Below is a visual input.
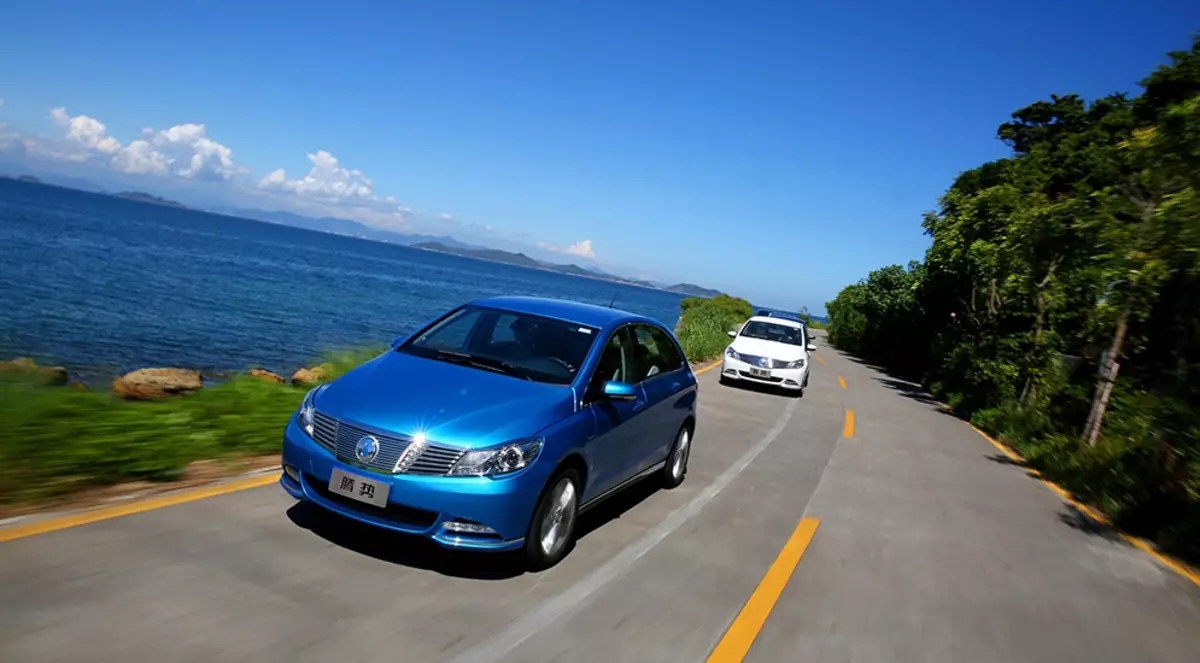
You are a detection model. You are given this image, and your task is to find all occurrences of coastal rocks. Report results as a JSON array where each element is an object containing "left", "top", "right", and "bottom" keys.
[
  {"left": 0, "top": 357, "right": 69, "bottom": 386},
  {"left": 112, "top": 368, "right": 203, "bottom": 400},
  {"left": 291, "top": 366, "right": 330, "bottom": 385},
  {"left": 248, "top": 368, "right": 285, "bottom": 383}
]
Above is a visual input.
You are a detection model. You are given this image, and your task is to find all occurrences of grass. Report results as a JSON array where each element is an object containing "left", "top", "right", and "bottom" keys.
[{"left": 0, "top": 346, "right": 384, "bottom": 506}]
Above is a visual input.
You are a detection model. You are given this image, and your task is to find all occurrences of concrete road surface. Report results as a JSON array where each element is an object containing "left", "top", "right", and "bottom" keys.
[{"left": 2, "top": 343, "right": 1198, "bottom": 662}]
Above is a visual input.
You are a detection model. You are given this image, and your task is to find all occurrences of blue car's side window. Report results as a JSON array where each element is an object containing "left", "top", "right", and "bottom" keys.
[{"left": 629, "top": 325, "right": 685, "bottom": 385}]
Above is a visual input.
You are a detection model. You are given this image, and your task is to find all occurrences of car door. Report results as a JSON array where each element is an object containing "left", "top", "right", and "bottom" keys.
[
  {"left": 582, "top": 326, "right": 649, "bottom": 500},
  {"left": 629, "top": 324, "right": 691, "bottom": 472}
]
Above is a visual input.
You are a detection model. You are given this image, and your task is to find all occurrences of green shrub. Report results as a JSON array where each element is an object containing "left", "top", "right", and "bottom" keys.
[{"left": 675, "top": 294, "right": 752, "bottom": 363}]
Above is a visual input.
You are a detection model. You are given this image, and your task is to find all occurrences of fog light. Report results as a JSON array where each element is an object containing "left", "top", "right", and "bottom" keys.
[
  {"left": 442, "top": 520, "right": 497, "bottom": 535},
  {"left": 283, "top": 465, "right": 300, "bottom": 483}
]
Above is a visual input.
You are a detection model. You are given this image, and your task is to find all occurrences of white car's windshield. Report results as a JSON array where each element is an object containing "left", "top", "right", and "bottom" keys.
[{"left": 740, "top": 321, "right": 805, "bottom": 346}]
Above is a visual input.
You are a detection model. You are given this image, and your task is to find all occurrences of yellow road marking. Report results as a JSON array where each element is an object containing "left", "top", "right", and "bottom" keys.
[
  {"left": 837, "top": 375, "right": 847, "bottom": 390},
  {"left": 0, "top": 474, "right": 278, "bottom": 543},
  {"left": 966, "top": 423, "right": 1200, "bottom": 588},
  {"left": 695, "top": 359, "right": 722, "bottom": 376},
  {"left": 842, "top": 410, "right": 855, "bottom": 438},
  {"left": 706, "top": 517, "right": 820, "bottom": 663},
  {"left": 813, "top": 354, "right": 827, "bottom": 366}
]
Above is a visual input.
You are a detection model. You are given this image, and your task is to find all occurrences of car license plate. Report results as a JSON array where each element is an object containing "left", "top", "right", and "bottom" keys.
[
  {"left": 328, "top": 468, "right": 389, "bottom": 508},
  {"left": 749, "top": 367, "right": 771, "bottom": 378}
]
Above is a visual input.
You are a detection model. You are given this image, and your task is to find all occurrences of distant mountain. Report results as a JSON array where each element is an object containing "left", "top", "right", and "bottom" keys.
[
  {"left": 666, "top": 283, "right": 723, "bottom": 298},
  {"left": 16, "top": 175, "right": 43, "bottom": 184},
  {"left": 115, "top": 191, "right": 187, "bottom": 208},
  {"left": 412, "top": 242, "right": 720, "bottom": 294},
  {"left": 207, "top": 206, "right": 486, "bottom": 251}
]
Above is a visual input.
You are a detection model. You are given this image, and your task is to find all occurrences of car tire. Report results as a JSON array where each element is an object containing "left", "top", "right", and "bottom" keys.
[
  {"left": 524, "top": 468, "right": 582, "bottom": 571},
  {"left": 662, "top": 424, "right": 692, "bottom": 489}
]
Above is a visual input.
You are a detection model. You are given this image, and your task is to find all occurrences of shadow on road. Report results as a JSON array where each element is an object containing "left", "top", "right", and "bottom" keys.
[
  {"left": 716, "top": 378, "right": 803, "bottom": 399},
  {"left": 285, "top": 473, "right": 665, "bottom": 577},
  {"left": 286, "top": 502, "right": 527, "bottom": 580}
]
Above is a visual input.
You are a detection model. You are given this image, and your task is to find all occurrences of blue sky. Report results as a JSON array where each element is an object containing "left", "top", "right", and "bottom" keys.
[{"left": 1, "top": 1, "right": 1198, "bottom": 313}]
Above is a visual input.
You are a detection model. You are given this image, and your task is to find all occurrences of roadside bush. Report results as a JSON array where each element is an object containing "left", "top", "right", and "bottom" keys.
[
  {"left": 0, "top": 346, "right": 383, "bottom": 507},
  {"left": 675, "top": 294, "right": 752, "bottom": 363}
]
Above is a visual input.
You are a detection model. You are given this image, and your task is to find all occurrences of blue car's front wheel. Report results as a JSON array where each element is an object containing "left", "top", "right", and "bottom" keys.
[{"left": 525, "top": 468, "right": 581, "bottom": 570}]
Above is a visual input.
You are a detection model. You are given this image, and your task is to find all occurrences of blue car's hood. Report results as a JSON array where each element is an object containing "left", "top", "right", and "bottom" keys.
[{"left": 313, "top": 350, "right": 575, "bottom": 448}]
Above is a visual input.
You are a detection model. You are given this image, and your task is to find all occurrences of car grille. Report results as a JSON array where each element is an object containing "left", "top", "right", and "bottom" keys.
[
  {"left": 734, "top": 352, "right": 786, "bottom": 369},
  {"left": 311, "top": 411, "right": 465, "bottom": 475}
]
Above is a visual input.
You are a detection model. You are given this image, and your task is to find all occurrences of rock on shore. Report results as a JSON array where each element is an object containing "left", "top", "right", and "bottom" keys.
[
  {"left": 291, "top": 366, "right": 330, "bottom": 385},
  {"left": 0, "top": 357, "right": 69, "bottom": 385},
  {"left": 112, "top": 368, "right": 203, "bottom": 400},
  {"left": 248, "top": 368, "right": 285, "bottom": 383}
]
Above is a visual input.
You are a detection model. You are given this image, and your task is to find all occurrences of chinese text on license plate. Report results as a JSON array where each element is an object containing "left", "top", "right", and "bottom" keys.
[
  {"left": 328, "top": 468, "right": 390, "bottom": 508},
  {"left": 749, "top": 367, "right": 771, "bottom": 378}
]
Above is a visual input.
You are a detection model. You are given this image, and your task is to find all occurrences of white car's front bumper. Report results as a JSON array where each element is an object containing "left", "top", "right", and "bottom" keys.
[{"left": 720, "top": 355, "right": 807, "bottom": 390}]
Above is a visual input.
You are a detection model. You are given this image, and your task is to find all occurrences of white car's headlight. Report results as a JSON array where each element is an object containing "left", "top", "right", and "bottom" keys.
[
  {"left": 784, "top": 358, "right": 806, "bottom": 369},
  {"left": 448, "top": 438, "right": 544, "bottom": 476},
  {"left": 725, "top": 346, "right": 738, "bottom": 359},
  {"left": 298, "top": 385, "right": 325, "bottom": 437}
]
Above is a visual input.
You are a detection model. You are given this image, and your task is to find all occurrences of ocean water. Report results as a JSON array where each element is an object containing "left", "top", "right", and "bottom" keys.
[{"left": 0, "top": 178, "right": 687, "bottom": 384}]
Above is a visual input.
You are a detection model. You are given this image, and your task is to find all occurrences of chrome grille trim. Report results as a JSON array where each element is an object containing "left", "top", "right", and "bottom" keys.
[
  {"left": 406, "top": 443, "right": 466, "bottom": 475},
  {"left": 310, "top": 410, "right": 464, "bottom": 475}
]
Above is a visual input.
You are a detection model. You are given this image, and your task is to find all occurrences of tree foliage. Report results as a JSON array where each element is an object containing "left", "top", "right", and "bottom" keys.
[{"left": 825, "top": 35, "right": 1200, "bottom": 560}]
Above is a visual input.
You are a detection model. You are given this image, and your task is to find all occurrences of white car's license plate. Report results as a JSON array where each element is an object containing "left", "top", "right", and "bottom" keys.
[
  {"left": 749, "top": 367, "right": 771, "bottom": 378},
  {"left": 328, "top": 468, "right": 390, "bottom": 508}
]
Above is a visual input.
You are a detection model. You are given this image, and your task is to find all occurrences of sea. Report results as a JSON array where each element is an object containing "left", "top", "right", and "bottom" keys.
[{"left": 0, "top": 178, "right": 689, "bottom": 385}]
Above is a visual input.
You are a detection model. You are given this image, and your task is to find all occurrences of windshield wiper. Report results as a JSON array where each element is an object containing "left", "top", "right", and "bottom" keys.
[{"left": 427, "top": 349, "right": 532, "bottom": 380}]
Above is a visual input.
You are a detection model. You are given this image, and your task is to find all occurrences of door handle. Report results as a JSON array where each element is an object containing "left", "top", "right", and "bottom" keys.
[
  {"left": 671, "top": 382, "right": 682, "bottom": 392},
  {"left": 633, "top": 399, "right": 646, "bottom": 412}
]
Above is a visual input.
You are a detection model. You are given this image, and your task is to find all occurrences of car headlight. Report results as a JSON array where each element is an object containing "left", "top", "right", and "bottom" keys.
[
  {"left": 448, "top": 438, "right": 544, "bottom": 476},
  {"left": 725, "top": 347, "right": 737, "bottom": 359},
  {"left": 784, "top": 358, "right": 806, "bottom": 369},
  {"left": 298, "top": 385, "right": 324, "bottom": 437}
]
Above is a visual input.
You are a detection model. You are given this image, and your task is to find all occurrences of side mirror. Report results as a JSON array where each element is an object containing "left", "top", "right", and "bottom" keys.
[
  {"left": 807, "top": 343, "right": 817, "bottom": 352},
  {"left": 727, "top": 330, "right": 737, "bottom": 338},
  {"left": 602, "top": 380, "right": 637, "bottom": 400}
]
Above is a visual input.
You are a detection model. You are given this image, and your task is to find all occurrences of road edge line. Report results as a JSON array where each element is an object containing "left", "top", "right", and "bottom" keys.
[
  {"left": 966, "top": 422, "right": 1200, "bottom": 588},
  {"left": 0, "top": 473, "right": 278, "bottom": 543},
  {"left": 705, "top": 517, "right": 820, "bottom": 662}
]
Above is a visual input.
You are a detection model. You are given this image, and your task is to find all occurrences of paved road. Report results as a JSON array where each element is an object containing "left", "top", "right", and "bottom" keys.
[{"left": 2, "top": 342, "right": 1198, "bottom": 662}]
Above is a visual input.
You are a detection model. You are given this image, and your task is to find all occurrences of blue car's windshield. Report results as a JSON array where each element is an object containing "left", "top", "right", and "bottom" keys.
[
  {"left": 400, "top": 306, "right": 599, "bottom": 385},
  {"left": 740, "top": 321, "right": 805, "bottom": 346}
]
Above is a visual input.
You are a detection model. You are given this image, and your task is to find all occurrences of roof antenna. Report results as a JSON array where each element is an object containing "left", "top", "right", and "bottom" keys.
[{"left": 608, "top": 292, "right": 618, "bottom": 309}]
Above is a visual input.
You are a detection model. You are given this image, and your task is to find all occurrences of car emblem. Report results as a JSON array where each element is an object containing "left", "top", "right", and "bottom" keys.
[
  {"left": 355, "top": 435, "right": 380, "bottom": 463},
  {"left": 759, "top": 357, "right": 771, "bottom": 368}
]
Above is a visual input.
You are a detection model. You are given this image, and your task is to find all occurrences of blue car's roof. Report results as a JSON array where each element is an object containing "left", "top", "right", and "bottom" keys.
[{"left": 469, "top": 296, "right": 656, "bottom": 329}]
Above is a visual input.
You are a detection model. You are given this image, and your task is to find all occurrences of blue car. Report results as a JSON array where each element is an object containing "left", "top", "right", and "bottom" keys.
[{"left": 280, "top": 296, "right": 698, "bottom": 568}]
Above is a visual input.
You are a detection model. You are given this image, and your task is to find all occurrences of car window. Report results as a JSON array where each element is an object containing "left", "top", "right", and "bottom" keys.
[
  {"left": 739, "top": 321, "right": 805, "bottom": 346},
  {"left": 647, "top": 326, "right": 684, "bottom": 371},
  {"left": 630, "top": 325, "right": 680, "bottom": 381},
  {"left": 402, "top": 306, "right": 599, "bottom": 385},
  {"left": 589, "top": 327, "right": 634, "bottom": 392}
]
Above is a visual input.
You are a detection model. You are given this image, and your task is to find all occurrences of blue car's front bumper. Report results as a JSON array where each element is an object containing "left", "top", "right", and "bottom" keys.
[{"left": 280, "top": 417, "right": 548, "bottom": 552}]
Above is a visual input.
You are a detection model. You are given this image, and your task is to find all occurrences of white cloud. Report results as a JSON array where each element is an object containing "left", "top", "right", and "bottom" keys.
[
  {"left": 0, "top": 97, "right": 5, "bottom": 108},
  {"left": 111, "top": 139, "right": 168, "bottom": 175},
  {"left": 438, "top": 212, "right": 453, "bottom": 221},
  {"left": 257, "top": 150, "right": 374, "bottom": 203},
  {"left": 45, "top": 107, "right": 240, "bottom": 180},
  {"left": 144, "top": 123, "right": 239, "bottom": 180},
  {"left": 539, "top": 238, "right": 597, "bottom": 260}
]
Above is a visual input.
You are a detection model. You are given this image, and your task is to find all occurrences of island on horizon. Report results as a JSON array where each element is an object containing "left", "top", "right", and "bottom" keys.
[
  {"left": 114, "top": 191, "right": 188, "bottom": 209},
  {"left": 412, "top": 241, "right": 723, "bottom": 298}
]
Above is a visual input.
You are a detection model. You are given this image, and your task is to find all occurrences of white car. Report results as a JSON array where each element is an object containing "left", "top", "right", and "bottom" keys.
[{"left": 719, "top": 315, "right": 816, "bottom": 394}]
